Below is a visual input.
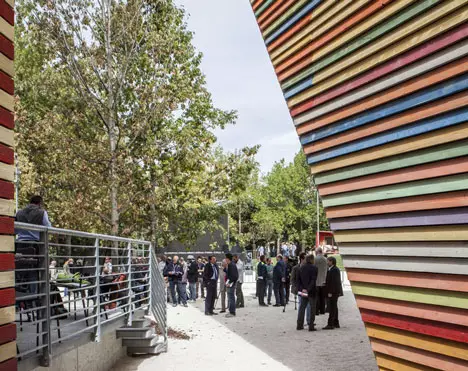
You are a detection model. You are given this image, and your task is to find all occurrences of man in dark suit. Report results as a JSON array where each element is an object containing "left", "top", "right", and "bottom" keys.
[
  {"left": 225, "top": 253, "right": 239, "bottom": 317},
  {"left": 323, "top": 256, "right": 343, "bottom": 330},
  {"left": 257, "top": 255, "right": 268, "bottom": 306},
  {"left": 297, "top": 254, "right": 318, "bottom": 331},
  {"left": 203, "top": 256, "right": 218, "bottom": 316},
  {"left": 273, "top": 255, "right": 286, "bottom": 307}
]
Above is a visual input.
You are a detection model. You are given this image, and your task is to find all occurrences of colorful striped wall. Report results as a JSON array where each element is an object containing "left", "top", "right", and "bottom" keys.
[
  {"left": 0, "top": 0, "right": 16, "bottom": 370},
  {"left": 250, "top": 0, "right": 468, "bottom": 369}
]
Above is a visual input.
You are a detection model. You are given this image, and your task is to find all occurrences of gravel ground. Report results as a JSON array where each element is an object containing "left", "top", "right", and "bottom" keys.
[{"left": 113, "top": 282, "right": 377, "bottom": 371}]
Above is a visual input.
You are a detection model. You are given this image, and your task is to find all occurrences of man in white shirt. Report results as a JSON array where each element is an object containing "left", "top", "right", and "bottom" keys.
[{"left": 233, "top": 255, "right": 244, "bottom": 308}]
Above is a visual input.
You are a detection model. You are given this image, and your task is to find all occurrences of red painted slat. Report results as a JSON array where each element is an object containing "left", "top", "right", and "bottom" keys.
[
  {"left": 0, "top": 106, "right": 13, "bottom": 130},
  {"left": 361, "top": 309, "right": 468, "bottom": 344},
  {"left": 0, "top": 34, "right": 13, "bottom": 61},
  {"left": 0, "top": 180, "right": 14, "bottom": 200},
  {"left": 319, "top": 156, "right": 468, "bottom": 196},
  {"left": 0, "top": 324, "right": 15, "bottom": 346},
  {"left": 326, "top": 191, "right": 468, "bottom": 218},
  {"left": 258, "top": 0, "right": 291, "bottom": 29},
  {"left": 0, "top": 358, "right": 17, "bottom": 371},
  {"left": 0, "top": 144, "right": 14, "bottom": 165},
  {"left": 0, "top": 253, "right": 13, "bottom": 271},
  {"left": 292, "top": 23, "right": 468, "bottom": 119},
  {"left": 0, "top": 1, "right": 14, "bottom": 26},
  {"left": 0, "top": 288, "right": 14, "bottom": 307},
  {"left": 348, "top": 269, "right": 468, "bottom": 292},
  {"left": 0, "top": 70, "right": 13, "bottom": 95}
]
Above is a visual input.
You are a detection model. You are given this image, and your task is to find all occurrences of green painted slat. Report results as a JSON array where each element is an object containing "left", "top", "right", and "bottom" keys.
[
  {"left": 262, "top": 0, "right": 309, "bottom": 37},
  {"left": 322, "top": 174, "right": 468, "bottom": 207},
  {"left": 351, "top": 282, "right": 468, "bottom": 309},
  {"left": 282, "top": 0, "right": 440, "bottom": 90},
  {"left": 314, "top": 139, "right": 468, "bottom": 185},
  {"left": 255, "top": 0, "right": 275, "bottom": 18}
]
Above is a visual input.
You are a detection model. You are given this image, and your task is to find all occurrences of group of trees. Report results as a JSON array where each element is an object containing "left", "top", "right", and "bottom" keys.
[{"left": 15, "top": 0, "right": 327, "bottom": 249}]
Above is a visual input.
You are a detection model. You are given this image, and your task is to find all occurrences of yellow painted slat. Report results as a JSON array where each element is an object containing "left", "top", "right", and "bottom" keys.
[
  {"left": 291, "top": 5, "right": 468, "bottom": 106},
  {"left": 311, "top": 122, "right": 468, "bottom": 174},
  {"left": 0, "top": 235, "right": 14, "bottom": 252},
  {"left": 270, "top": 0, "right": 352, "bottom": 62},
  {"left": 366, "top": 324, "right": 468, "bottom": 361},
  {"left": 0, "top": 88, "right": 14, "bottom": 112},
  {"left": 0, "top": 53, "right": 13, "bottom": 77},
  {"left": 0, "top": 17, "right": 13, "bottom": 42},
  {"left": 376, "top": 353, "right": 433, "bottom": 371},
  {"left": 0, "top": 125, "right": 13, "bottom": 148},
  {"left": 0, "top": 341, "right": 16, "bottom": 363},
  {"left": 335, "top": 226, "right": 468, "bottom": 242},
  {"left": 0, "top": 306, "right": 14, "bottom": 326},
  {"left": 0, "top": 271, "right": 14, "bottom": 289},
  {"left": 0, "top": 162, "right": 14, "bottom": 183}
]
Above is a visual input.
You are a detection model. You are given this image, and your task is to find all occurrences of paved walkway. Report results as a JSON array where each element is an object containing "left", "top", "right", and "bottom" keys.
[{"left": 113, "top": 283, "right": 377, "bottom": 371}]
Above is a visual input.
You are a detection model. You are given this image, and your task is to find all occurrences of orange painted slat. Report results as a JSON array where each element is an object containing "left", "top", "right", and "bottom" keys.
[
  {"left": 356, "top": 296, "right": 468, "bottom": 327},
  {"left": 258, "top": 0, "right": 291, "bottom": 30},
  {"left": 348, "top": 269, "right": 468, "bottom": 292},
  {"left": 325, "top": 191, "right": 468, "bottom": 218},
  {"left": 371, "top": 338, "right": 468, "bottom": 371},
  {"left": 252, "top": 0, "right": 265, "bottom": 12},
  {"left": 319, "top": 156, "right": 468, "bottom": 196},
  {"left": 276, "top": 0, "right": 393, "bottom": 78},
  {"left": 298, "top": 56, "right": 468, "bottom": 136}
]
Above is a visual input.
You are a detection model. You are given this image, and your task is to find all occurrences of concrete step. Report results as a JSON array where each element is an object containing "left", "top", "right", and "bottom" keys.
[
  {"left": 121, "top": 334, "right": 160, "bottom": 348},
  {"left": 131, "top": 318, "right": 150, "bottom": 328},
  {"left": 126, "top": 339, "right": 167, "bottom": 355},
  {"left": 116, "top": 327, "right": 152, "bottom": 338}
]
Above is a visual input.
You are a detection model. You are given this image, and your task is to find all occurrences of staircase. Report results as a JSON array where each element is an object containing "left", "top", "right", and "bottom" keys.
[{"left": 117, "top": 316, "right": 167, "bottom": 356}]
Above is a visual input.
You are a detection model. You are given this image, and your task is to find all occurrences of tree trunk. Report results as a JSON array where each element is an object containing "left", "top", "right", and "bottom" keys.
[{"left": 238, "top": 202, "right": 241, "bottom": 234}]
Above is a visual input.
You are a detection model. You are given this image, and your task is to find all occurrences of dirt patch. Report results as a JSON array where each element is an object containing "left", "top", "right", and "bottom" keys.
[{"left": 168, "top": 327, "right": 191, "bottom": 340}]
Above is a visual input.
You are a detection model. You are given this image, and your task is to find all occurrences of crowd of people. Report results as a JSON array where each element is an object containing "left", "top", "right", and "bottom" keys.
[
  {"left": 159, "top": 247, "right": 343, "bottom": 331},
  {"left": 256, "top": 242, "right": 298, "bottom": 259}
]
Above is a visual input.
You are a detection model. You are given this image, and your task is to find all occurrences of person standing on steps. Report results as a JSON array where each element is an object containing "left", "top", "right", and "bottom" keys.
[
  {"left": 297, "top": 254, "right": 318, "bottom": 331},
  {"left": 203, "top": 256, "right": 219, "bottom": 316},
  {"left": 233, "top": 254, "right": 245, "bottom": 308},
  {"left": 323, "top": 256, "right": 343, "bottom": 330},
  {"left": 314, "top": 247, "right": 328, "bottom": 315},
  {"left": 257, "top": 255, "right": 268, "bottom": 306},
  {"left": 224, "top": 253, "right": 238, "bottom": 317}
]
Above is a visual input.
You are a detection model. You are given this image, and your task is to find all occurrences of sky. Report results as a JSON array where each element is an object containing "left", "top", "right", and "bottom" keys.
[{"left": 175, "top": 0, "right": 301, "bottom": 174}]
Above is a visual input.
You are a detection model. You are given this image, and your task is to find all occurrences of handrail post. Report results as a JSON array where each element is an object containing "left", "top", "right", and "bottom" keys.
[
  {"left": 148, "top": 244, "right": 153, "bottom": 316},
  {"left": 93, "top": 238, "right": 101, "bottom": 342},
  {"left": 40, "top": 228, "right": 51, "bottom": 366},
  {"left": 127, "top": 241, "right": 132, "bottom": 326}
]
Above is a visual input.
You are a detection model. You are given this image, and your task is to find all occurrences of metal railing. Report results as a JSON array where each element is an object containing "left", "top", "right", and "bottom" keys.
[{"left": 13, "top": 222, "right": 167, "bottom": 367}]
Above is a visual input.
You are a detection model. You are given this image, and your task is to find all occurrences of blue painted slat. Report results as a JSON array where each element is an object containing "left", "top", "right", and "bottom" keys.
[
  {"left": 306, "top": 107, "right": 468, "bottom": 164},
  {"left": 264, "top": 0, "right": 322, "bottom": 45},
  {"left": 300, "top": 74, "right": 468, "bottom": 145}
]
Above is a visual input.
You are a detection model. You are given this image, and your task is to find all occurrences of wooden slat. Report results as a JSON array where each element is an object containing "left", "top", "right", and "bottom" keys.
[
  {"left": 3, "top": 0, "right": 13, "bottom": 9},
  {"left": 325, "top": 190, "right": 468, "bottom": 219},
  {"left": 0, "top": 306, "right": 14, "bottom": 326},
  {"left": 0, "top": 87, "right": 13, "bottom": 112},
  {"left": 277, "top": 0, "right": 411, "bottom": 79},
  {"left": 322, "top": 174, "right": 468, "bottom": 208},
  {"left": 0, "top": 271, "right": 13, "bottom": 289},
  {"left": 367, "top": 324, "right": 468, "bottom": 361},
  {"left": 0, "top": 324, "right": 15, "bottom": 346},
  {"left": 0, "top": 1, "right": 14, "bottom": 26},
  {"left": 290, "top": 7, "right": 468, "bottom": 108},
  {"left": 361, "top": 309, "right": 468, "bottom": 343},
  {"left": 356, "top": 296, "right": 468, "bottom": 327},
  {"left": 329, "top": 207, "right": 468, "bottom": 230},
  {"left": 0, "top": 162, "right": 14, "bottom": 183},
  {"left": 335, "top": 225, "right": 468, "bottom": 243},
  {"left": 268, "top": 0, "right": 341, "bottom": 55},
  {"left": 0, "top": 288, "right": 14, "bottom": 307},
  {"left": 0, "top": 17, "right": 12, "bottom": 42},
  {"left": 371, "top": 338, "right": 468, "bottom": 371},
  {"left": 293, "top": 23, "right": 468, "bottom": 119},
  {"left": 352, "top": 282, "right": 468, "bottom": 309},
  {"left": 0, "top": 52, "right": 12, "bottom": 77},
  {"left": 0, "top": 253, "right": 13, "bottom": 271},
  {"left": 347, "top": 269, "right": 468, "bottom": 292},
  {"left": 375, "top": 353, "right": 436, "bottom": 371},
  {"left": 339, "top": 241, "right": 468, "bottom": 258},
  {"left": 0, "top": 235, "right": 15, "bottom": 252},
  {"left": 311, "top": 122, "right": 468, "bottom": 174},
  {"left": 319, "top": 155, "right": 468, "bottom": 196},
  {"left": 0, "top": 341, "right": 15, "bottom": 364},
  {"left": 0, "top": 125, "right": 13, "bottom": 148},
  {"left": 0, "top": 357, "right": 17, "bottom": 371},
  {"left": 0, "top": 143, "right": 14, "bottom": 165},
  {"left": 270, "top": 0, "right": 367, "bottom": 60}
]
